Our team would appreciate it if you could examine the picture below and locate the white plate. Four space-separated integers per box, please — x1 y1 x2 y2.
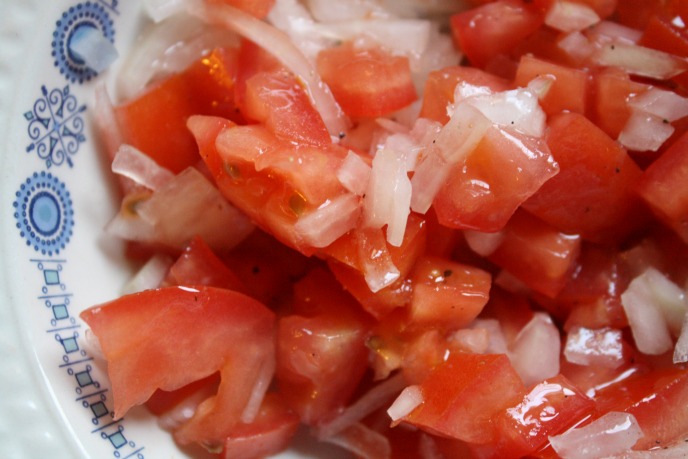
0 1 346 458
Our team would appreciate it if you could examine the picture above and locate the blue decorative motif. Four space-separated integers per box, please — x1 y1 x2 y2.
13 172 74 256
52 1 116 83
25 85 87 168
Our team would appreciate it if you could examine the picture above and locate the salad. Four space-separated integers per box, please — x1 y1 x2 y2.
81 0 688 457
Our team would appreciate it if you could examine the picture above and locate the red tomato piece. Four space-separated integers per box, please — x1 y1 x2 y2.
234 39 283 114
79 286 275 448
470 374 596 459
488 210 581 298
514 54 590 116
523 112 648 243
221 393 299 459
640 13 688 59
450 0 544 68
244 70 331 147
209 0 275 18
115 47 241 173
637 131 688 244
398 353 526 444
420 66 511 124
408 256 491 330
316 40 417 118
275 268 372 424
433 126 559 233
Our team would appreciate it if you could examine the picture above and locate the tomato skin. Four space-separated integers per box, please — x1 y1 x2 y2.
488 210 581 298
523 112 648 244
433 126 559 233
79 286 275 447
317 41 417 118
115 47 241 174
450 0 544 68
637 131 688 244
420 66 511 124
399 353 526 444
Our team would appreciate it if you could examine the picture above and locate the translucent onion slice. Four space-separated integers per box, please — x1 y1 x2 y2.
587 20 642 44
509 312 561 386
240 354 276 423
617 110 675 152
293 193 362 248
387 385 423 423
322 422 391 459
558 31 595 62
564 327 625 369
591 41 688 80
111 144 175 191
548 412 643 459
188 0 350 138
628 87 688 122
674 312 688 364
121 253 174 295
337 150 372 196
463 229 505 257
143 0 186 23
545 0 600 33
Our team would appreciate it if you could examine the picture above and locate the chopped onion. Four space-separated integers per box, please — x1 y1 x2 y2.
587 20 642 44
188 1 349 138
409 146 450 214
337 151 372 196
143 0 186 22
548 412 643 459
564 327 625 369
591 41 688 80
93 84 123 162
111 144 175 191
470 319 509 354
545 0 600 33
620 268 675 355
84 329 105 361
636 267 688 336
294 193 362 248
448 328 489 354
357 227 400 293
618 110 675 152
157 384 215 432
121 253 174 295
305 0 386 22
509 312 561 386
674 312 688 363
527 75 556 100
628 87 688 122
558 31 595 62
240 354 276 423
322 422 392 459
463 229 505 257
387 385 423 423
316 372 407 439
608 436 688 458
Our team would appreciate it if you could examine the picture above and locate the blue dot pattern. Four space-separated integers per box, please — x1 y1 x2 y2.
13 172 74 256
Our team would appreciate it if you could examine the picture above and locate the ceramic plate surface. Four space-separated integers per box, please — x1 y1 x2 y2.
0 1 341 458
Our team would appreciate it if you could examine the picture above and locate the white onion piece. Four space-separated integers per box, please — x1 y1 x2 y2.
409 146 450 214
143 0 186 22
591 41 688 80
317 372 407 439
305 0 386 22
618 110 675 152
111 144 175 191
587 21 642 44
157 386 212 432
470 319 509 354
137 167 255 251
609 439 688 458
674 312 688 363
358 228 400 293
387 385 423 423
364 145 413 247
322 422 392 459
435 101 491 163
189 1 349 138
105 204 157 242
545 0 600 33
337 151 372 196
410 26 461 95
267 0 329 60
448 328 489 354
463 229 505 257
548 412 643 459
564 327 625 369
628 87 688 122
93 84 123 161
84 329 105 361
121 253 174 295
635 267 688 336
558 31 595 62
240 353 276 423
294 193 362 248
620 268 675 355
527 75 556 100
509 312 561 386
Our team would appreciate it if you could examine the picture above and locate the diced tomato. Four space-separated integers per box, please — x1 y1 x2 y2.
514 55 590 116
221 393 299 459
316 40 417 118
470 374 596 459
243 69 331 147
487 210 581 298
640 13 688 59
115 47 241 173
594 367 688 449
433 126 559 233
450 0 544 69
275 268 372 424
164 235 247 293
79 286 275 448
209 0 275 18
234 39 283 114
532 0 617 18
397 353 526 444
523 112 648 243
420 66 511 124
408 256 491 330
637 131 688 244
